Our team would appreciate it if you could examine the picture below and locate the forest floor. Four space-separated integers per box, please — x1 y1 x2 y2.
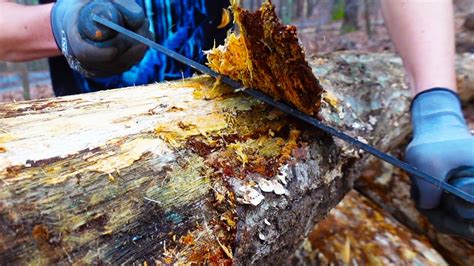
299 2 473 55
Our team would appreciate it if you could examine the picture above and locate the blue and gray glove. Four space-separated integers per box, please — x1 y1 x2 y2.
51 0 151 78
405 88 474 240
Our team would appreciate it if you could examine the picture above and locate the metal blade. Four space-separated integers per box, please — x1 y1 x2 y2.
93 15 474 203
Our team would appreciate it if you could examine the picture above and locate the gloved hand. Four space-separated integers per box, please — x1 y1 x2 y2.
51 0 151 78
405 88 474 240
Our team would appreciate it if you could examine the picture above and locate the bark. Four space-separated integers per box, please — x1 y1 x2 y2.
293 190 448 265
0 52 472 264
357 159 474 265
354 55 474 265
355 151 474 265
297 95 474 265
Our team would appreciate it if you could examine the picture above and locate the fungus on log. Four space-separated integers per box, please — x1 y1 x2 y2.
0 53 473 264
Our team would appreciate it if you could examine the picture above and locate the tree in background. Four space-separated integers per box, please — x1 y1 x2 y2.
341 0 360 33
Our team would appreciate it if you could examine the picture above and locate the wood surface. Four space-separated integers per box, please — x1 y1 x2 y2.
0 52 472 264
293 190 448 265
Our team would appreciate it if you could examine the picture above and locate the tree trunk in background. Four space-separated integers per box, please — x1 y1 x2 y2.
20 64 30 101
296 0 303 18
0 53 473 264
363 0 372 38
342 0 360 33
306 0 320 18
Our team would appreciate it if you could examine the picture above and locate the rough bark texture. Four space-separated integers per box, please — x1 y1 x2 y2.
353 55 474 266
355 122 474 266
291 53 474 266
293 190 448 265
0 52 472 264
207 0 324 115
332 54 474 265
356 162 474 266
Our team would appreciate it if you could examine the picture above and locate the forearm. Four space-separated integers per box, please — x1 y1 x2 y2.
381 0 457 95
0 1 60 61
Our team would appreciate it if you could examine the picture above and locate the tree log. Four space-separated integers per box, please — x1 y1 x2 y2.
293 190 448 265
293 105 473 266
355 118 474 266
0 52 472 264
296 75 474 265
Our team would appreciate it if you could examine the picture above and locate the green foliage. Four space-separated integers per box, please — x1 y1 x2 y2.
332 0 346 21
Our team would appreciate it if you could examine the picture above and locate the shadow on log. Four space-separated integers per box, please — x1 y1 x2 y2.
0 52 472 264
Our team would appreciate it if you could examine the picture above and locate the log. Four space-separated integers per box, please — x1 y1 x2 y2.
292 190 448 265
354 57 474 265
0 52 472 264
355 134 474 265
293 104 474 265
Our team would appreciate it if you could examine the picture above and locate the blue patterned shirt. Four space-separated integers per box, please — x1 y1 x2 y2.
41 0 231 95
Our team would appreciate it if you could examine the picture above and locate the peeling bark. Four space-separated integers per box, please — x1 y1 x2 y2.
0 52 473 264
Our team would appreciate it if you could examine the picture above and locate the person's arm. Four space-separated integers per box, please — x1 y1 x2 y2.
0 0 61 61
382 0 474 240
381 0 457 95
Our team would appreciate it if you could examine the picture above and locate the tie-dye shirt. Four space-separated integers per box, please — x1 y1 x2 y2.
40 0 232 96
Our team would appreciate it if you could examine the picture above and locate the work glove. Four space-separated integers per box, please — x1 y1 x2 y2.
405 88 474 240
51 0 151 78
